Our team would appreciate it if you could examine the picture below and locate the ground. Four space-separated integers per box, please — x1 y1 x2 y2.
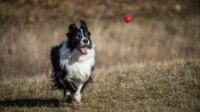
0 59 200 112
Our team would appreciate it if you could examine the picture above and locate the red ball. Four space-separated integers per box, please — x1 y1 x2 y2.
124 15 133 23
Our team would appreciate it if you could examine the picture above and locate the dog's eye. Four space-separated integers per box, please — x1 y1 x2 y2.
84 33 89 37
76 34 81 39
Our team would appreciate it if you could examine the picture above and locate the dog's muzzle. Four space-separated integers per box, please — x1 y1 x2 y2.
79 38 90 55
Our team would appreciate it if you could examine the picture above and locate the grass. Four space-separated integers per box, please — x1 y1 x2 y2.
1 16 200 77
0 10 200 111
0 59 200 112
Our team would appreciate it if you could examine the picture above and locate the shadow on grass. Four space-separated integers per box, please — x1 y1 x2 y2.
0 98 61 107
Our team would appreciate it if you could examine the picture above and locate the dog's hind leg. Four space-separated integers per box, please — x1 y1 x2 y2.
64 89 72 102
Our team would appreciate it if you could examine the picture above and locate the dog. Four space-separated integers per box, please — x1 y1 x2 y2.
50 20 95 103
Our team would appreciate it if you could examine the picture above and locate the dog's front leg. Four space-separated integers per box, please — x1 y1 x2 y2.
73 83 83 103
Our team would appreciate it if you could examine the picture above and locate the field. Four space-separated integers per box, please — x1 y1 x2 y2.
0 0 200 112
0 59 200 112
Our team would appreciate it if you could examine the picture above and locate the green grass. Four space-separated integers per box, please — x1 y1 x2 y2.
0 59 200 112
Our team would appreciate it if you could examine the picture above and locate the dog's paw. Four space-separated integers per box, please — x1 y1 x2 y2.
73 92 81 103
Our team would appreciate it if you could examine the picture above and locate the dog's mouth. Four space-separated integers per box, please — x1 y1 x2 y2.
79 45 88 55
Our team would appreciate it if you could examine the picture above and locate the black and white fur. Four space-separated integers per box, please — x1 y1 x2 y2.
50 20 95 103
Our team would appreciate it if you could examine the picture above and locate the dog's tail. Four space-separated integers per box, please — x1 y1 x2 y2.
50 46 65 89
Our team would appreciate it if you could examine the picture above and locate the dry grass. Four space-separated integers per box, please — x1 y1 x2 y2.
0 15 200 111
93 17 200 66
1 16 200 77
0 59 200 111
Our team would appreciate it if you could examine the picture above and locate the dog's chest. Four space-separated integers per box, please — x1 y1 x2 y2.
66 59 92 82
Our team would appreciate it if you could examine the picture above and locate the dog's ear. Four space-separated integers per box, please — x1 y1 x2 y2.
66 23 77 38
80 20 88 31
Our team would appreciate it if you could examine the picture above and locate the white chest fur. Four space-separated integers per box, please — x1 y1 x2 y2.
66 57 94 82
59 41 95 83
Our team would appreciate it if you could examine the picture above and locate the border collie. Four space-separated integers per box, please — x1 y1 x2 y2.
50 20 95 103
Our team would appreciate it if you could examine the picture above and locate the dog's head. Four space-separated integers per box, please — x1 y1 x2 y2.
66 20 92 55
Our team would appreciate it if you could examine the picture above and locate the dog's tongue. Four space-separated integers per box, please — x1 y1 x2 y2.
80 46 88 54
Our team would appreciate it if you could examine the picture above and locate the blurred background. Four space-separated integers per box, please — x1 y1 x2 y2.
0 0 200 78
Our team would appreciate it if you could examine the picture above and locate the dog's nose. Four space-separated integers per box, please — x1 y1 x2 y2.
83 39 88 44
